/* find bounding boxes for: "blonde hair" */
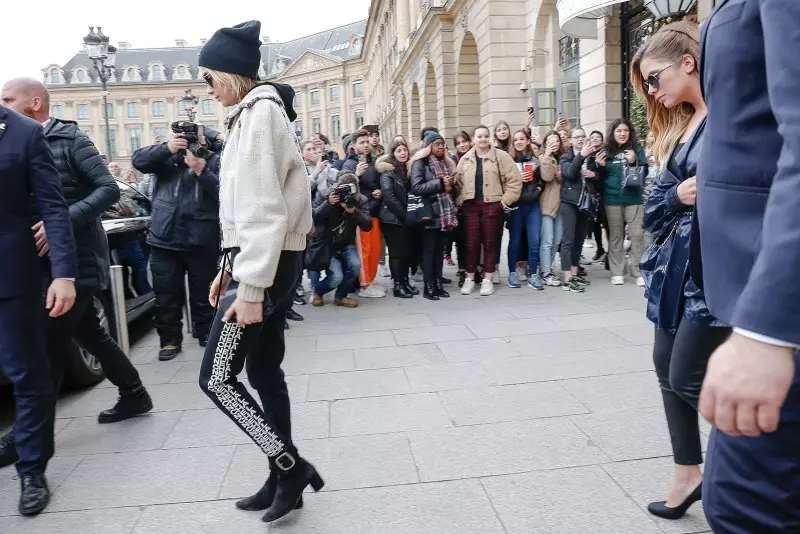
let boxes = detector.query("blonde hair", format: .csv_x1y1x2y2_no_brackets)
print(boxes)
630,21,700,164
202,68,257,103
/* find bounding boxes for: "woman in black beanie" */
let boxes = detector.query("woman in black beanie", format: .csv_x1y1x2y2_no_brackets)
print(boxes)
196,20,324,524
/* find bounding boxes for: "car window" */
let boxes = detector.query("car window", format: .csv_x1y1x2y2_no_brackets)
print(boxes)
104,179,151,219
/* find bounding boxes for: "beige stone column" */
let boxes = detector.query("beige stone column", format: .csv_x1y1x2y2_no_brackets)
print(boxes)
578,13,623,136
397,0,410,49
300,87,310,139
409,0,420,34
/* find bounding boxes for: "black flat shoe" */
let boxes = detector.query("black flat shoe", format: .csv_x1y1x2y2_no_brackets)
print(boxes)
19,473,49,516
98,389,153,424
262,459,323,523
158,345,181,361
286,308,304,322
647,484,702,520
0,431,18,469
440,276,452,285
236,471,303,511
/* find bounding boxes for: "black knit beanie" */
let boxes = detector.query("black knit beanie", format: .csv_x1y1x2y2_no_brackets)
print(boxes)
198,21,262,79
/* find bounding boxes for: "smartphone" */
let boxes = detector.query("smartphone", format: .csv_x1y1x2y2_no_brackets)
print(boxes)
527,107,534,115
320,153,329,162
358,154,367,164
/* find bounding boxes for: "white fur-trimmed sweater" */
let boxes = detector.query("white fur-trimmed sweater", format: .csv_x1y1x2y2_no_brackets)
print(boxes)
220,84,312,302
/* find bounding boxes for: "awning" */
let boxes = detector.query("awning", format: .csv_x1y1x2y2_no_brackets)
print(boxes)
557,0,629,39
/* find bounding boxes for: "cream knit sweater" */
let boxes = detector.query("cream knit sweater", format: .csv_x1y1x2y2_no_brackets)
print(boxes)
220,85,312,302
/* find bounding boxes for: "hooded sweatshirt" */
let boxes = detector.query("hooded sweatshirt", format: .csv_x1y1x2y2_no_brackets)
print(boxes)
220,82,312,302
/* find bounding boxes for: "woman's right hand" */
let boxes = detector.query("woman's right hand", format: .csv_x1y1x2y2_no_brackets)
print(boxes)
209,269,232,307
315,159,329,174
677,176,697,206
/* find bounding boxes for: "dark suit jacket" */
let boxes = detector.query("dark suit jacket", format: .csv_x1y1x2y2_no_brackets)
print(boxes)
0,106,77,298
697,0,800,345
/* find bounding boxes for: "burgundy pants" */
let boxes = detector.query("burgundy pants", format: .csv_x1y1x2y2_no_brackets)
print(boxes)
462,199,504,274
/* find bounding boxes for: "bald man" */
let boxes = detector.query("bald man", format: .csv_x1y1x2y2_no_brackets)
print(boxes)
0,79,153,463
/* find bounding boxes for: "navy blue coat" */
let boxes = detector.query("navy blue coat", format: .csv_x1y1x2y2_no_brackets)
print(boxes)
697,0,800,345
0,106,77,298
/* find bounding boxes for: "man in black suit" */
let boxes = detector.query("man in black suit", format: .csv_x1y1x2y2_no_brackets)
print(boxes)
697,0,800,531
0,104,77,515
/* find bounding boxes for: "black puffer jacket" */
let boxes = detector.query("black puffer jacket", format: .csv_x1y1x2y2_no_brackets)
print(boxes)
514,155,544,205
312,193,372,250
132,141,221,251
37,119,119,289
339,153,381,217
558,150,586,206
376,155,409,226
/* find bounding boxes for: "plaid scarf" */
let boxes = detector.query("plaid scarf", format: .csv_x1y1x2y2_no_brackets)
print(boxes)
428,156,459,231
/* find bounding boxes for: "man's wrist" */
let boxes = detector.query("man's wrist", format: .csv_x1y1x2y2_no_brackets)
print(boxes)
733,328,800,350
55,278,75,282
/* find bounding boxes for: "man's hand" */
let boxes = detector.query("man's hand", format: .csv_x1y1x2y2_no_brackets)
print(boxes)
32,221,49,257
222,298,263,327
185,151,207,175
167,134,189,155
371,189,382,199
328,192,340,205
699,333,796,437
208,270,232,307
356,162,369,177
677,177,697,206
46,279,76,318
342,203,357,214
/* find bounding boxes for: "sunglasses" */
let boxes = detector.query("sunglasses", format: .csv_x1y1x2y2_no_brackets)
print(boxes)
202,72,214,88
644,60,679,92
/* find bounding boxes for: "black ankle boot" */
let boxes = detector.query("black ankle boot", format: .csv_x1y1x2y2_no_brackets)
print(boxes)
98,388,153,424
393,281,413,298
435,279,450,298
423,282,439,301
0,431,18,469
236,471,304,511
262,458,324,523
403,277,419,296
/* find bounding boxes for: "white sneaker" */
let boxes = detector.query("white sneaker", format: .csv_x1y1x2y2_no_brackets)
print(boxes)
636,276,645,287
611,276,625,286
359,284,386,298
480,279,495,296
378,264,391,278
491,271,501,285
516,267,528,282
461,278,476,295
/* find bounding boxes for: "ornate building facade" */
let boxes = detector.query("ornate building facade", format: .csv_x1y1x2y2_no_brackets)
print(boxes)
362,0,716,146
43,21,366,167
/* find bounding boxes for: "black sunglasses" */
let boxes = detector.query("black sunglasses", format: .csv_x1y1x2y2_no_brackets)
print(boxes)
202,72,214,88
644,60,679,92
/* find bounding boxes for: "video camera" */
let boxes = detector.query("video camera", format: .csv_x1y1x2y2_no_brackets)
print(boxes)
170,121,212,159
333,183,358,208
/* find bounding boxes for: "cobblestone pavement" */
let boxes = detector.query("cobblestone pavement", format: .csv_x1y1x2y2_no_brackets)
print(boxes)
0,257,712,533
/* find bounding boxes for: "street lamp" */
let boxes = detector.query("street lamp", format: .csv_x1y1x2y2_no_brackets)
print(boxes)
84,26,116,161
644,0,697,20
179,89,199,122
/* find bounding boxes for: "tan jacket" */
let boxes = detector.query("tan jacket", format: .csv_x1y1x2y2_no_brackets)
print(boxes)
538,155,561,217
453,147,522,207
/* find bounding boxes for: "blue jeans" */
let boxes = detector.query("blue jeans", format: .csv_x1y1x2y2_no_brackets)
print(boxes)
312,245,360,300
508,203,542,272
540,211,563,275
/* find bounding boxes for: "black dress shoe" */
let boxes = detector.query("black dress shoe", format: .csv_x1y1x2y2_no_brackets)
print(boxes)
98,389,153,424
236,471,303,511
262,459,324,523
440,276,452,285
19,473,49,516
158,345,181,361
286,308,304,322
0,431,18,469
647,484,702,520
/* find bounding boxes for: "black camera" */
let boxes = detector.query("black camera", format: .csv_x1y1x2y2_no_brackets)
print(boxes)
333,183,358,208
171,121,211,159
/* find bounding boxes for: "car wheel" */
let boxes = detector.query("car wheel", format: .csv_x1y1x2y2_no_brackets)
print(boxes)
62,296,108,390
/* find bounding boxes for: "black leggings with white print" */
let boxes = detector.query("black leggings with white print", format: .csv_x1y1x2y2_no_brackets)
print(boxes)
199,250,302,470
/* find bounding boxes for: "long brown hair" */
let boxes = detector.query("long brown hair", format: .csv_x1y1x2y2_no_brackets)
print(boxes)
630,20,700,165
507,129,535,162
387,139,410,177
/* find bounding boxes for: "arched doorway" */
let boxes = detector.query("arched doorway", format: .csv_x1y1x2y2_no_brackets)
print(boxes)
410,84,421,143
456,32,480,135
422,63,437,132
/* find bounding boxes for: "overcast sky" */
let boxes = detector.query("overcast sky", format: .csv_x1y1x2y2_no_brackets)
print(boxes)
0,0,372,83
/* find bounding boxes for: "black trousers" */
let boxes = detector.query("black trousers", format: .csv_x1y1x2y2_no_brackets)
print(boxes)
47,286,142,395
149,246,218,345
422,229,446,284
382,223,411,281
199,250,301,465
591,202,608,252
560,202,590,271
653,322,731,465
0,292,53,476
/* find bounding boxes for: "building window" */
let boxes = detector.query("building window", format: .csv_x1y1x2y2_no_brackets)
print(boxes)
152,101,165,117
353,80,363,99
312,117,321,135
532,89,557,129
329,85,340,104
49,69,61,84
103,128,118,158
127,102,140,118
559,37,580,70
75,69,87,83
176,65,189,79
104,103,114,119
130,128,141,152
202,99,214,116
123,66,140,82
76,104,90,121
51,105,65,119
152,127,168,144
560,81,580,128
293,93,302,109
310,89,320,106
151,64,165,81
354,109,364,130
331,114,340,141
177,100,189,117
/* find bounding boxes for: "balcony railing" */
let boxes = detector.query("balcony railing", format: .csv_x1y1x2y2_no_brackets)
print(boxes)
559,36,580,69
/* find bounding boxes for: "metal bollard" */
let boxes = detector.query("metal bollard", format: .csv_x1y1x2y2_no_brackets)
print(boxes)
109,265,130,355
184,273,193,335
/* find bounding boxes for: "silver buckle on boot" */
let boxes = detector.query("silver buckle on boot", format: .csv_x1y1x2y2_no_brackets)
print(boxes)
275,452,296,472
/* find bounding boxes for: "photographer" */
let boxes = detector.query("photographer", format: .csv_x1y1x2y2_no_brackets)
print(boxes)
131,127,222,359
310,174,372,308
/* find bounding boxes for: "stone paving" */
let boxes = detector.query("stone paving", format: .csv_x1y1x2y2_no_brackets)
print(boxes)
0,257,713,533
